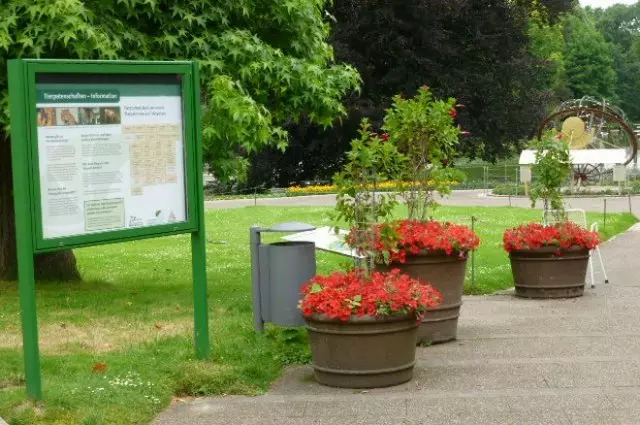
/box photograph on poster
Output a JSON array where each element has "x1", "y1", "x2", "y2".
[
  {"x1": 56, "y1": 108, "x2": 79, "y2": 126},
  {"x1": 36, "y1": 107, "x2": 57, "y2": 127}
]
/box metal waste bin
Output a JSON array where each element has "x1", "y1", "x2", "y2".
[{"x1": 250, "y1": 222, "x2": 316, "y2": 332}]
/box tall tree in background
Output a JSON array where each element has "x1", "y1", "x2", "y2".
[
  {"x1": 0, "y1": 0, "x2": 359, "y2": 280},
  {"x1": 529, "y1": 18, "x2": 572, "y2": 105},
  {"x1": 590, "y1": 4, "x2": 640, "y2": 120},
  {"x1": 246, "y1": 0, "x2": 578, "y2": 188},
  {"x1": 564, "y1": 13, "x2": 617, "y2": 100}
]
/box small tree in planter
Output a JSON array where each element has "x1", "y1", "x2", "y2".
[
  {"x1": 529, "y1": 130, "x2": 571, "y2": 218},
  {"x1": 360, "y1": 86, "x2": 479, "y2": 344},
  {"x1": 302, "y1": 119, "x2": 441, "y2": 389},
  {"x1": 332, "y1": 119, "x2": 408, "y2": 269},
  {"x1": 503, "y1": 131, "x2": 601, "y2": 298}
]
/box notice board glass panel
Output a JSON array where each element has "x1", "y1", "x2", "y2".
[{"x1": 34, "y1": 73, "x2": 188, "y2": 239}]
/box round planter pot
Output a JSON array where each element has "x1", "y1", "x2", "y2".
[
  {"x1": 305, "y1": 314, "x2": 418, "y2": 388},
  {"x1": 509, "y1": 246, "x2": 590, "y2": 299},
  {"x1": 376, "y1": 253, "x2": 467, "y2": 344}
]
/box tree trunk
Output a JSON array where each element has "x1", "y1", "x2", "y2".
[{"x1": 0, "y1": 132, "x2": 81, "y2": 281}]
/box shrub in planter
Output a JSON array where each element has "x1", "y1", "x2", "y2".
[
  {"x1": 299, "y1": 269, "x2": 441, "y2": 388},
  {"x1": 332, "y1": 87, "x2": 479, "y2": 344},
  {"x1": 503, "y1": 222, "x2": 600, "y2": 298},
  {"x1": 502, "y1": 130, "x2": 600, "y2": 298},
  {"x1": 377, "y1": 87, "x2": 478, "y2": 343}
]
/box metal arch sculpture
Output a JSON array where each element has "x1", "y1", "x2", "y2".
[
  {"x1": 537, "y1": 97, "x2": 638, "y2": 166},
  {"x1": 537, "y1": 97, "x2": 638, "y2": 186}
]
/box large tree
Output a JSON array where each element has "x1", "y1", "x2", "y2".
[
  {"x1": 0, "y1": 0, "x2": 359, "y2": 280},
  {"x1": 563, "y1": 12, "x2": 617, "y2": 100},
  {"x1": 590, "y1": 4, "x2": 640, "y2": 120},
  {"x1": 245, "y1": 0, "x2": 578, "y2": 188}
]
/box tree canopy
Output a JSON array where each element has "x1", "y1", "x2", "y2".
[
  {"x1": 0, "y1": 0, "x2": 359, "y2": 280},
  {"x1": 0, "y1": 0, "x2": 360, "y2": 180}
]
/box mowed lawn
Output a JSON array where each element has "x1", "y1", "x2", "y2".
[{"x1": 0, "y1": 206, "x2": 635, "y2": 424}]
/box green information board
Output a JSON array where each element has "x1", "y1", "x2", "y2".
[{"x1": 8, "y1": 60, "x2": 211, "y2": 400}]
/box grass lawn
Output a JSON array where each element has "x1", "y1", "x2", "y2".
[{"x1": 0, "y1": 205, "x2": 635, "y2": 424}]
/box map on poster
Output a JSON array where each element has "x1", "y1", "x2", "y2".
[{"x1": 35, "y1": 82, "x2": 187, "y2": 239}]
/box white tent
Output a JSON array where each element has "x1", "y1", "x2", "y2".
[{"x1": 519, "y1": 149, "x2": 627, "y2": 165}]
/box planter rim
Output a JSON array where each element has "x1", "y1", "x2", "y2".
[
  {"x1": 304, "y1": 313, "x2": 416, "y2": 324},
  {"x1": 374, "y1": 249, "x2": 470, "y2": 263},
  {"x1": 508, "y1": 245, "x2": 591, "y2": 254}
]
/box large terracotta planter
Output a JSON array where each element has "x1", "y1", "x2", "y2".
[
  {"x1": 376, "y1": 252, "x2": 467, "y2": 344},
  {"x1": 305, "y1": 314, "x2": 418, "y2": 388},
  {"x1": 509, "y1": 246, "x2": 589, "y2": 298}
]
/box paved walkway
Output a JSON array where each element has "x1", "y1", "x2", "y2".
[
  {"x1": 206, "y1": 190, "x2": 640, "y2": 217},
  {"x1": 154, "y1": 225, "x2": 640, "y2": 425}
]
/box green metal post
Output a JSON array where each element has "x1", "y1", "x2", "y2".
[
  {"x1": 190, "y1": 62, "x2": 211, "y2": 359},
  {"x1": 471, "y1": 216, "x2": 476, "y2": 288},
  {"x1": 8, "y1": 60, "x2": 43, "y2": 400}
]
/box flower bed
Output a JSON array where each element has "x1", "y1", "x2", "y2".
[{"x1": 286, "y1": 180, "x2": 461, "y2": 196}]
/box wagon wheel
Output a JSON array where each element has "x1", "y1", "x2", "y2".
[
  {"x1": 537, "y1": 97, "x2": 638, "y2": 165},
  {"x1": 572, "y1": 164, "x2": 601, "y2": 187}
]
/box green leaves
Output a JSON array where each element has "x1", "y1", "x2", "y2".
[
  {"x1": 529, "y1": 130, "x2": 571, "y2": 214},
  {"x1": 331, "y1": 120, "x2": 407, "y2": 233},
  {"x1": 0, "y1": 0, "x2": 360, "y2": 182},
  {"x1": 382, "y1": 86, "x2": 462, "y2": 221}
]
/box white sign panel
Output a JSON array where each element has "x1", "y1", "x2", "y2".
[
  {"x1": 519, "y1": 148, "x2": 626, "y2": 165},
  {"x1": 613, "y1": 164, "x2": 626, "y2": 182},
  {"x1": 35, "y1": 82, "x2": 187, "y2": 239},
  {"x1": 282, "y1": 226, "x2": 365, "y2": 258}
]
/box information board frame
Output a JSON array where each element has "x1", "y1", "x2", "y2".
[{"x1": 8, "y1": 59, "x2": 210, "y2": 400}]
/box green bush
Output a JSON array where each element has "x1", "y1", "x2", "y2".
[{"x1": 492, "y1": 183, "x2": 526, "y2": 195}]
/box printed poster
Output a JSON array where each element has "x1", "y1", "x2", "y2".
[{"x1": 35, "y1": 81, "x2": 188, "y2": 239}]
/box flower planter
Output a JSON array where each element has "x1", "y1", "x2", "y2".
[
  {"x1": 509, "y1": 246, "x2": 590, "y2": 298},
  {"x1": 305, "y1": 314, "x2": 418, "y2": 388},
  {"x1": 377, "y1": 252, "x2": 467, "y2": 344}
]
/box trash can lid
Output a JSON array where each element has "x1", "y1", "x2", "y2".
[{"x1": 263, "y1": 222, "x2": 316, "y2": 233}]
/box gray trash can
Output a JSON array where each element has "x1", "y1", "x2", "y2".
[{"x1": 250, "y1": 222, "x2": 317, "y2": 332}]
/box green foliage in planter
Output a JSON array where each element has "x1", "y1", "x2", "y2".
[
  {"x1": 382, "y1": 86, "x2": 462, "y2": 220},
  {"x1": 529, "y1": 130, "x2": 571, "y2": 214},
  {"x1": 332, "y1": 120, "x2": 408, "y2": 231}
]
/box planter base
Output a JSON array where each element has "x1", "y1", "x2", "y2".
[
  {"x1": 306, "y1": 315, "x2": 418, "y2": 388},
  {"x1": 510, "y1": 247, "x2": 589, "y2": 299}
]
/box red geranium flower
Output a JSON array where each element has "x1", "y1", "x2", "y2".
[
  {"x1": 502, "y1": 222, "x2": 600, "y2": 253},
  {"x1": 347, "y1": 219, "x2": 480, "y2": 263},
  {"x1": 450, "y1": 108, "x2": 457, "y2": 119},
  {"x1": 381, "y1": 133, "x2": 390, "y2": 141},
  {"x1": 299, "y1": 269, "x2": 442, "y2": 321}
]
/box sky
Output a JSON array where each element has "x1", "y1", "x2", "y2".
[{"x1": 580, "y1": 0, "x2": 637, "y2": 7}]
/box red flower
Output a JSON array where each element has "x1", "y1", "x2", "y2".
[
  {"x1": 381, "y1": 133, "x2": 390, "y2": 141},
  {"x1": 299, "y1": 269, "x2": 442, "y2": 321},
  {"x1": 502, "y1": 222, "x2": 600, "y2": 253},
  {"x1": 347, "y1": 220, "x2": 480, "y2": 263},
  {"x1": 556, "y1": 133, "x2": 564, "y2": 140},
  {"x1": 450, "y1": 109, "x2": 457, "y2": 119}
]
